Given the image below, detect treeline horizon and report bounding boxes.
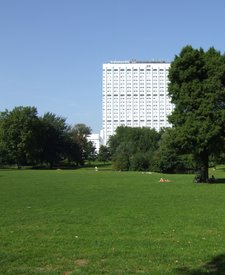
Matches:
[0,106,224,174]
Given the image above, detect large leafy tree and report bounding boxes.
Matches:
[39,112,71,167]
[168,46,225,182]
[0,106,41,167]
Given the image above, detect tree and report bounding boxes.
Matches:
[108,126,162,171]
[0,107,41,167]
[151,128,197,173]
[0,107,94,168]
[85,141,97,163]
[168,46,225,182]
[69,123,92,164]
[64,136,82,167]
[98,145,111,163]
[112,142,134,171]
[130,152,150,171]
[71,123,91,137]
[40,112,71,167]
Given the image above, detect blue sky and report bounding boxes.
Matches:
[1,0,225,132]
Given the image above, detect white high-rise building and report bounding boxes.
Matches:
[101,60,173,145]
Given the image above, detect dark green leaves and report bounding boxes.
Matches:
[168,46,225,181]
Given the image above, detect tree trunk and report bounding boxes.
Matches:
[199,150,209,183]
[200,164,208,182]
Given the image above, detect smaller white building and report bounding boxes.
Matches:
[87,134,103,153]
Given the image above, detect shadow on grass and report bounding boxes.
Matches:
[9,162,112,171]
[214,178,225,184]
[177,254,225,274]
[194,179,225,184]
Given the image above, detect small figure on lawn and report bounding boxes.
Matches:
[159,178,171,182]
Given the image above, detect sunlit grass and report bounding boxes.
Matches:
[1,167,225,274]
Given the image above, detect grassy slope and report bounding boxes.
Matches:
[0,167,225,274]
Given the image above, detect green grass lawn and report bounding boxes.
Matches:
[1,167,225,274]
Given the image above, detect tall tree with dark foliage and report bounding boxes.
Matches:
[168,46,225,182]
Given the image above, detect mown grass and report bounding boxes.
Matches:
[1,167,225,274]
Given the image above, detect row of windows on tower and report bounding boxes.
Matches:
[104,73,167,77]
[104,78,168,83]
[106,97,166,101]
[104,111,171,117]
[104,75,168,81]
[104,75,168,79]
[103,68,169,72]
[105,82,168,85]
[104,116,168,120]
[104,81,167,86]
[105,91,167,95]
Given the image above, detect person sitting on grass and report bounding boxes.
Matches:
[159,178,171,182]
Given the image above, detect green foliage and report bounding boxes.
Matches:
[71,123,92,137]
[69,124,94,165]
[98,145,111,163]
[168,46,225,181]
[129,152,150,171]
[0,106,41,167]
[39,112,71,167]
[112,141,134,171]
[109,126,161,171]
[85,141,97,163]
[0,107,92,168]
[152,128,197,173]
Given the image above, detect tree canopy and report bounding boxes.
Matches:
[0,107,41,167]
[39,112,71,167]
[0,106,93,168]
[168,46,225,182]
[98,145,111,163]
[69,124,95,165]
[108,126,162,171]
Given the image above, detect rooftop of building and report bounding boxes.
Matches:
[108,59,170,64]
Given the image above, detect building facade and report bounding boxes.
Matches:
[101,60,173,145]
[87,133,103,153]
